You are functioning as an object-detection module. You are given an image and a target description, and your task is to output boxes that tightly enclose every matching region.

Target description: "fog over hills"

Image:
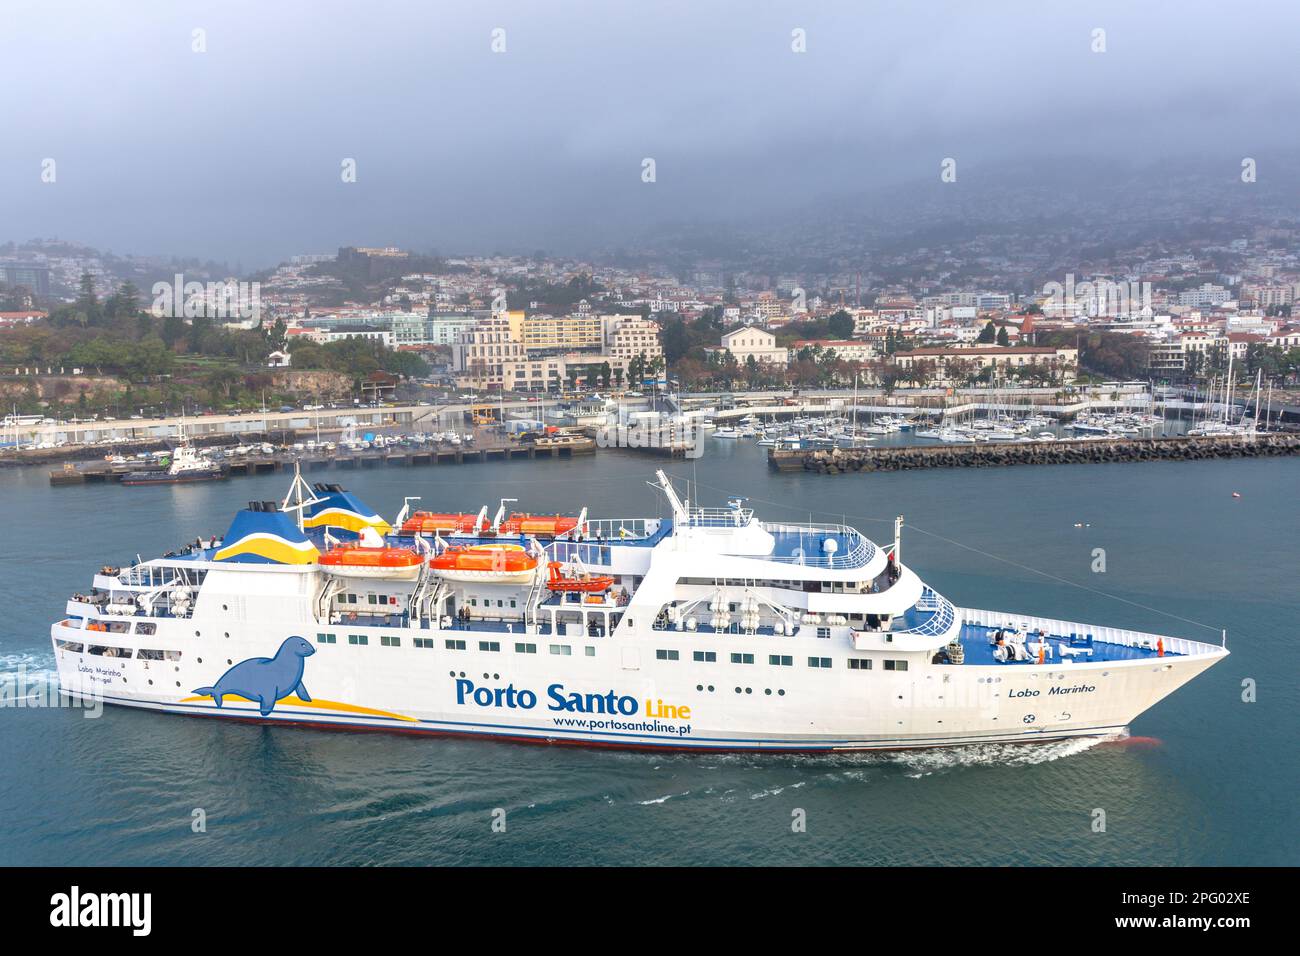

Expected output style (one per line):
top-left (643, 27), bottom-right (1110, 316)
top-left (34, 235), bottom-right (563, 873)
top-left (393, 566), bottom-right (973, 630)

top-left (3, 0), bottom-right (1298, 266)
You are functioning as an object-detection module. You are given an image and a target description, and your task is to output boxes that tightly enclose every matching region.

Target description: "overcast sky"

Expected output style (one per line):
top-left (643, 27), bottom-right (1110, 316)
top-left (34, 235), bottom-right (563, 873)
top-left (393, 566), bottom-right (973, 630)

top-left (3, 0), bottom-right (1298, 266)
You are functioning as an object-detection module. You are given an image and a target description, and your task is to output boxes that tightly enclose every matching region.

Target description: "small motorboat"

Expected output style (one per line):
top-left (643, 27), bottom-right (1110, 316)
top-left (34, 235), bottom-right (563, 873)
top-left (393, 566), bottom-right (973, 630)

top-left (546, 563), bottom-right (615, 593)
top-left (429, 544), bottom-right (539, 583)
top-left (319, 546), bottom-right (423, 580)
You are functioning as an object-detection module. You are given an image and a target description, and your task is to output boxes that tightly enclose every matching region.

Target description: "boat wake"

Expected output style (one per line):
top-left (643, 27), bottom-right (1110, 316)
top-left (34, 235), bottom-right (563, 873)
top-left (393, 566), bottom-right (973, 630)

top-left (881, 731), bottom-right (1129, 777)
top-left (0, 650), bottom-right (57, 679)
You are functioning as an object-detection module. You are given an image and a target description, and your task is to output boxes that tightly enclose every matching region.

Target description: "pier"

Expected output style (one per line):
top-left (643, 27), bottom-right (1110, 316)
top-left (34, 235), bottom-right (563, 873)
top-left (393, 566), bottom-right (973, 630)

top-left (47, 434), bottom-right (595, 486)
top-left (768, 433), bottom-right (1300, 474)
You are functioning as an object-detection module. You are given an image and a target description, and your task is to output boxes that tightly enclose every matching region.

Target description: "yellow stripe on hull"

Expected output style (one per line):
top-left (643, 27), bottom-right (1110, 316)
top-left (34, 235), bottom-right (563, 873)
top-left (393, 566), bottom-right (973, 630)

top-left (179, 693), bottom-right (417, 722)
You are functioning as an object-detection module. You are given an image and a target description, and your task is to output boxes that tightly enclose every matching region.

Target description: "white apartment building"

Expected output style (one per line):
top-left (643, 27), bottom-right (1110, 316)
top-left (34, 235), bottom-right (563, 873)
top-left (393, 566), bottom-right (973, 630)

top-left (716, 326), bottom-right (788, 364)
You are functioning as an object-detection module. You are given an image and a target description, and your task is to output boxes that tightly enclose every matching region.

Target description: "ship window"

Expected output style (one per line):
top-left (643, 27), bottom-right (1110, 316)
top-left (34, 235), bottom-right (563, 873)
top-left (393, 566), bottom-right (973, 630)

top-left (316, 632), bottom-right (337, 644)
top-left (884, 659), bottom-right (908, 671)
top-left (550, 644), bottom-right (572, 656)
top-left (469, 598), bottom-right (478, 606)
top-left (808, 657), bottom-right (832, 668)
top-left (816, 627), bottom-right (831, 639)
top-left (848, 658), bottom-right (872, 670)
top-left (368, 594), bottom-right (378, 605)
top-left (585, 646), bottom-right (596, 657)
top-left (516, 643), bottom-right (537, 654)
top-left (730, 653), bottom-right (754, 665)
top-left (693, 651), bottom-right (716, 662)
top-left (656, 649), bottom-right (679, 661)
top-left (479, 641), bottom-right (500, 652)
top-left (445, 639), bottom-right (466, 650)
top-left (348, 634), bottom-right (368, 646)
top-left (87, 645), bottom-right (132, 658)
top-left (381, 636), bottom-right (400, 647)
top-left (414, 638), bottom-right (435, 649)
top-left (769, 655), bottom-right (793, 667)
top-left (55, 639), bottom-right (84, 652)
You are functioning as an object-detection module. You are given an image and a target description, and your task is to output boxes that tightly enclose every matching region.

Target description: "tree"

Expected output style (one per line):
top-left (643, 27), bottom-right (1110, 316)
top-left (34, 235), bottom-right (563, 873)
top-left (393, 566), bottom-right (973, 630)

top-left (976, 320), bottom-right (997, 344)
top-left (996, 326), bottom-right (1010, 347)
top-left (826, 309), bottom-right (855, 339)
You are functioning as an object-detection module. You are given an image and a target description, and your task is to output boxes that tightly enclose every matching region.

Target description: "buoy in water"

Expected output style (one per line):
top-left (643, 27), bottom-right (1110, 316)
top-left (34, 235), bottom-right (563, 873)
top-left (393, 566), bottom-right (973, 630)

top-left (1231, 492), bottom-right (1242, 498)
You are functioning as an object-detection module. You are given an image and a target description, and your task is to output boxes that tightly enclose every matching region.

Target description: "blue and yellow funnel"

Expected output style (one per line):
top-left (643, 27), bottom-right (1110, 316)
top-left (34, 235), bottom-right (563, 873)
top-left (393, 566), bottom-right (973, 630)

top-left (302, 483), bottom-right (392, 536)
top-left (215, 506), bottom-right (322, 564)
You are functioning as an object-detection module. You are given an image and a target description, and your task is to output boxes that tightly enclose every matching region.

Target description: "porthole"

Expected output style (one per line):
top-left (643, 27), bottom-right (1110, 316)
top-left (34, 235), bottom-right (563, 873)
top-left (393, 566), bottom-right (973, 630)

top-left (764, 688), bottom-right (772, 696)
top-left (745, 687), bottom-right (752, 694)
top-left (194, 630), bottom-right (200, 637)
top-left (707, 685), bottom-right (714, 692)
top-left (222, 604), bottom-right (228, 611)
top-left (778, 689), bottom-right (785, 696)
top-left (147, 679), bottom-right (153, 686)
top-left (734, 687), bottom-right (742, 694)
top-left (449, 671), bottom-right (456, 677)
top-left (197, 658), bottom-right (203, 664)
top-left (696, 684), bottom-right (703, 691)
top-left (493, 673), bottom-right (499, 680)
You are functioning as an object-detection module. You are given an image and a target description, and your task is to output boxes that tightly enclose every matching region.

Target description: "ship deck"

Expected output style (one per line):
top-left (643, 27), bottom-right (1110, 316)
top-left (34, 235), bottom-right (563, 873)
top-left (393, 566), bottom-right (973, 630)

top-left (951, 622), bottom-right (1180, 666)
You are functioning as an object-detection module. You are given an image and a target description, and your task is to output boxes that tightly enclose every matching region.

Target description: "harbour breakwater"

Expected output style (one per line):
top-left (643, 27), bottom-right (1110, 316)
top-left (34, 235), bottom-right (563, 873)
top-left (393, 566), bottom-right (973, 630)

top-left (768, 433), bottom-right (1300, 474)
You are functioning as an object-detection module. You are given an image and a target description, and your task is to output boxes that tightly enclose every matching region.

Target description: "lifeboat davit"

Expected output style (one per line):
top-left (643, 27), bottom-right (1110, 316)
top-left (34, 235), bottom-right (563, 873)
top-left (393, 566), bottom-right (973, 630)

top-left (401, 511), bottom-right (480, 535)
top-left (319, 546), bottom-right (423, 580)
top-left (546, 563), bottom-right (614, 593)
top-left (429, 544), bottom-right (539, 583)
top-left (497, 513), bottom-right (579, 537)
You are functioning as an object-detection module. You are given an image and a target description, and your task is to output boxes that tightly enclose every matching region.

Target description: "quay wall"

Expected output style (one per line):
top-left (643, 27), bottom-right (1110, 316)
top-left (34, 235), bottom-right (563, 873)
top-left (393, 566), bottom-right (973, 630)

top-left (769, 434), bottom-right (1300, 474)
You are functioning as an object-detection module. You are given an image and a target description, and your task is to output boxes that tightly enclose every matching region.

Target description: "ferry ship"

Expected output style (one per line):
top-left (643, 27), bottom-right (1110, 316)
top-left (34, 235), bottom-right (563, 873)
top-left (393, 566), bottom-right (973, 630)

top-left (50, 469), bottom-right (1227, 752)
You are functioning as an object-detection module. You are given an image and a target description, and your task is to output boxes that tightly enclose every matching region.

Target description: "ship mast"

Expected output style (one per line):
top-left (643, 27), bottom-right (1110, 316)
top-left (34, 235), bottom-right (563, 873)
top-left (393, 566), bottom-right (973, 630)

top-left (280, 460), bottom-right (323, 532)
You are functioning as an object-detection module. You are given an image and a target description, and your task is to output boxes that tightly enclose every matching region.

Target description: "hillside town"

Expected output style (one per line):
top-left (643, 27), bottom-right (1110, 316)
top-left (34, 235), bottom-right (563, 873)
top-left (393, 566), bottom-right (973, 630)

top-left (3, 221), bottom-right (1300, 425)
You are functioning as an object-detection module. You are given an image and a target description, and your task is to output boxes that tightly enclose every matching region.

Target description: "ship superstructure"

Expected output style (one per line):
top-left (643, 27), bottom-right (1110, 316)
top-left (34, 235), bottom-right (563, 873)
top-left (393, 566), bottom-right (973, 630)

top-left (51, 469), bottom-right (1227, 751)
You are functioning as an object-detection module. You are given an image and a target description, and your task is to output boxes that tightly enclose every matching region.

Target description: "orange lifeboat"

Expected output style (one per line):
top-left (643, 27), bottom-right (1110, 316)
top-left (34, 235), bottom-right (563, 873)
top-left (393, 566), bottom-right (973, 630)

top-left (401, 511), bottom-right (480, 535)
top-left (319, 546), bottom-right (423, 580)
top-left (497, 513), bottom-right (579, 537)
top-left (429, 544), bottom-right (538, 583)
top-left (546, 563), bottom-right (614, 593)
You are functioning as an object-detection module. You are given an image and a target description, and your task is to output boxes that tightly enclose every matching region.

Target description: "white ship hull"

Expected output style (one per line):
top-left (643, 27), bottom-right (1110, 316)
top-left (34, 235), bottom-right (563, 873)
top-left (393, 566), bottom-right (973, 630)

top-left (50, 606), bottom-right (1225, 752)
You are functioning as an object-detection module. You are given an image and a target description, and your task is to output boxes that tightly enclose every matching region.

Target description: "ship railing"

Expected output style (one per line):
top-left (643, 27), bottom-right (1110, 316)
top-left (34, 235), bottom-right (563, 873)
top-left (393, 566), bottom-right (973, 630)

top-left (956, 606), bottom-right (1223, 657)
top-left (893, 589), bottom-right (956, 638)
top-left (580, 518), bottom-right (663, 541)
top-left (686, 507), bottom-right (755, 528)
top-left (761, 523), bottom-right (876, 569)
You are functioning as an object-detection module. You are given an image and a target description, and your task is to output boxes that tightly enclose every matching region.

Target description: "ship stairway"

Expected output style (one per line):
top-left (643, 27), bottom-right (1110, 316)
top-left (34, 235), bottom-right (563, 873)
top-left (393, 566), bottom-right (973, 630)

top-left (407, 565), bottom-right (441, 625)
top-left (315, 577), bottom-right (345, 623)
top-left (522, 557), bottom-right (550, 631)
